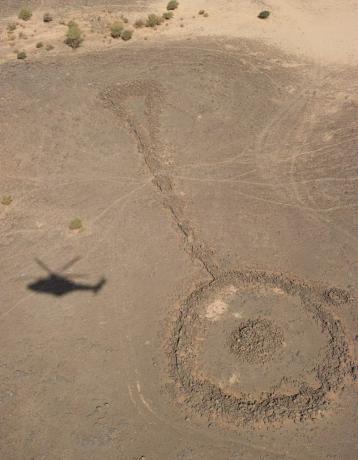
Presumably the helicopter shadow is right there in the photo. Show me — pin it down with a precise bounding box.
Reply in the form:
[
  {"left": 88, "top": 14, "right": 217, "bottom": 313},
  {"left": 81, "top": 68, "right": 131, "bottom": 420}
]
[{"left": 27, "top": 257, "right": 106, "bottom": 297}]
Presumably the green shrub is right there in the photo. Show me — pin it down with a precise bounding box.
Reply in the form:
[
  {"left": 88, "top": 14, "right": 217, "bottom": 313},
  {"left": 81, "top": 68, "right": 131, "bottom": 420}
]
[
  {"left": 162, "top": 11, "right": 173, "bottom": 20},
  {"left": 110, "top": 21, "right": 124, "bottom": 38},
  {"left": 69, "top": 217, "right": 82, "bottom": 230},
  {"left": 17, "top": 51, "right": 27, "bottom": 59},
  {"left": 134, "top": 18, "right": 145, "bottom": 28},
  {"left": 65, "top": 21, "right": 83, "bottom": 48},
  {"left": 43, "top": 13, "right": 53, "bottom": 23},
  {"left": 258, "top": 10, "right": 270, "bottom": 19},
  {"left": 121, "top": 29, "right": 133, "bottom": 41},
  {"left": 167, "top": 1, "right": 179, "bottom": 11},
  {"left": 146, "top": 14, "right": 163, "bottom": 28},
  {"left": 7, "top": 22, "right": 17, "bottom": 32},
  {"left": 36, "top": 41, "right": 43, "bottom": 48},
  {"left": 1, "top": 195, "right": 13, "bottom": 205},
  {"left": 18, "top": 8, "right": 32, "bottom": 21}
]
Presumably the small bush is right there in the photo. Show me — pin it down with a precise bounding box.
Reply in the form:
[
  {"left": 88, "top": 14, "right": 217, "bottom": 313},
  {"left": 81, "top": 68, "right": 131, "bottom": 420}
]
[
  {"left": 7, "top": 22, "right": 17, "bottom": 32},
  {"left": 19, "top": 31, "right": 27, "bottom": 39},
  {"left": 69, "top": 218, "right": 82, "bottom": 230},
  {"left": 203, "top": 12, "right": 209, "bottom": 17},
  {"left": 163, "top": 11, "right": 173, "bottom": 20},
  {"left": 110, "top": 21, "right": 124, "bottom": 38},
  {"left": 146, "top": 14, "right": 163, "bottom": 28},
  {"left": 36, "top": 41, "right": 43, "bottom": 48},
  {"left": 43, "top": 13, "right": 53, "bottom": 23},
  {"left": 198, "top": 10, "right": 205, "bottom": 15},
  {"left": 167, "top": 1, "right": 179, "bottom": 11},
  {"left": 18, "top": 8, "right": 32, "bottom": 21},
  {"left": 258, "top": 10, "right": 270, "bottom": 19},
  {"left": 134, "top": 18, "right": 145, "bottom": 28},
  {"left": 46, "top": 44, "right": 54, "bottom": 51},
  {"left": 17, "top": 51, "right": 27, "bottom": 59},
  {"left": 1, "top": 195, "right": 13, "bottom": 206},
  {"left": 121, "top": 29, "right": 133, "bottom": 41},
  {"left": 65, "top": 21, "right": 83, "bottom": 48}
]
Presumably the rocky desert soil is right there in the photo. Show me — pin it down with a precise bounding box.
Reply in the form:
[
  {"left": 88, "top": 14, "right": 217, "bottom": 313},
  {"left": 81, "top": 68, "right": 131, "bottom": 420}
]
[{"left": 0, "top": 1, "right": 357, "bottom": 459}]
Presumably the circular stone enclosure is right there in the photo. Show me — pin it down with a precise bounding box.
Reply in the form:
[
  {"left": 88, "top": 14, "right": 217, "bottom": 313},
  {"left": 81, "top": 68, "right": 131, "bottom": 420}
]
[{"left": 168, "top": 270, "right": 351, "bottom": 426}]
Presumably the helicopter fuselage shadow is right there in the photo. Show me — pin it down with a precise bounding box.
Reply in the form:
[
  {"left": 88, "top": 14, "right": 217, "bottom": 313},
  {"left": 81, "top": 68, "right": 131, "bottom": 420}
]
[
  {"left": 28, "top": 275, "right": 106, "bottom": 297},
  {"left": 27, "top": 258, "right": 106, "bottom": 297}
]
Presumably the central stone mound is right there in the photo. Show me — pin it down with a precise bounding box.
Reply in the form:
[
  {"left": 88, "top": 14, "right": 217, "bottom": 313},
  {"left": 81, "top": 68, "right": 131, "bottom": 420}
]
[{"left": 229, "top": 318, "right": 284, "bottom": 364}]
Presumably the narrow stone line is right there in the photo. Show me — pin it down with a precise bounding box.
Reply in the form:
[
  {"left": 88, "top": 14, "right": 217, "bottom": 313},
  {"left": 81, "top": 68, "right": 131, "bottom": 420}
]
[{"left": 101, "top": 81, "right": 220, "bottom": 280}]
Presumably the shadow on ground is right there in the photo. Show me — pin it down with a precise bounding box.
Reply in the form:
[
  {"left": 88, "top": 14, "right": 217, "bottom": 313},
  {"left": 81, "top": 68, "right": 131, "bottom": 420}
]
[{"left": 27, "top": 257, "right": 106, "bottom": 297}]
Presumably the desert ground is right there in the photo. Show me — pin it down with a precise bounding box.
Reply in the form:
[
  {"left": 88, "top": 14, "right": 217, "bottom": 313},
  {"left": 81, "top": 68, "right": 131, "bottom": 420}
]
[{"left": 0, "top": 1, "right": 357, "bottom": 459}]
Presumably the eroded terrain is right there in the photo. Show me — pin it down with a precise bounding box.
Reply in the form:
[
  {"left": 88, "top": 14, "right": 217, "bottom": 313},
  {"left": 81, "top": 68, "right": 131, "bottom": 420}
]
[{"left": 1, "top": 1, "right": 357, "bottom": 459}]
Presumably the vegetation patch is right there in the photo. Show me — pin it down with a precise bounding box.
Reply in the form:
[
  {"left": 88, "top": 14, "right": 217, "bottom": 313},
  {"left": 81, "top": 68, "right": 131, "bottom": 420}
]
[
  {"left": 121, "top": 29, "right": 133, "bottom": 41},
  {"left": 258, "top": 10, "right": 270, "bottom": 19},
  {"left": 110, "top": 21, "right": 124, "bottom": 38},
  {"left": 43, "top": 13, "right": 53, "bottom": 23},
  {"left": 163, "top": 11, "right": 173, "bottom": 20},
  {"left": 7, "top": 23, "right": 17, "bottom": 32},
  {"left": 18, "top": 8, "right": 32, "bottom": 21},
  {"left": 17, "top": 51, "right": 27, "bottom": 60},
  {"left": 65, "top": 21, "right": 83, "bottom": 48},
  {"left": 134, "top": 18, "right": 145, "bottom": 28},
  {"left": 146, "top": 14, "right": 163, "bottom": 28},
  {"left": 167, "top": 1, "right": 179, "bottom": 11},
  {"left": 69, "top": 218, "right": 83, "bottom": 231},
  {"left": 1, "top": 195, "right": 13, "bottom": 206},
  {"left": 36, "top": 41, "right": 43, "bottom": 48}
]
